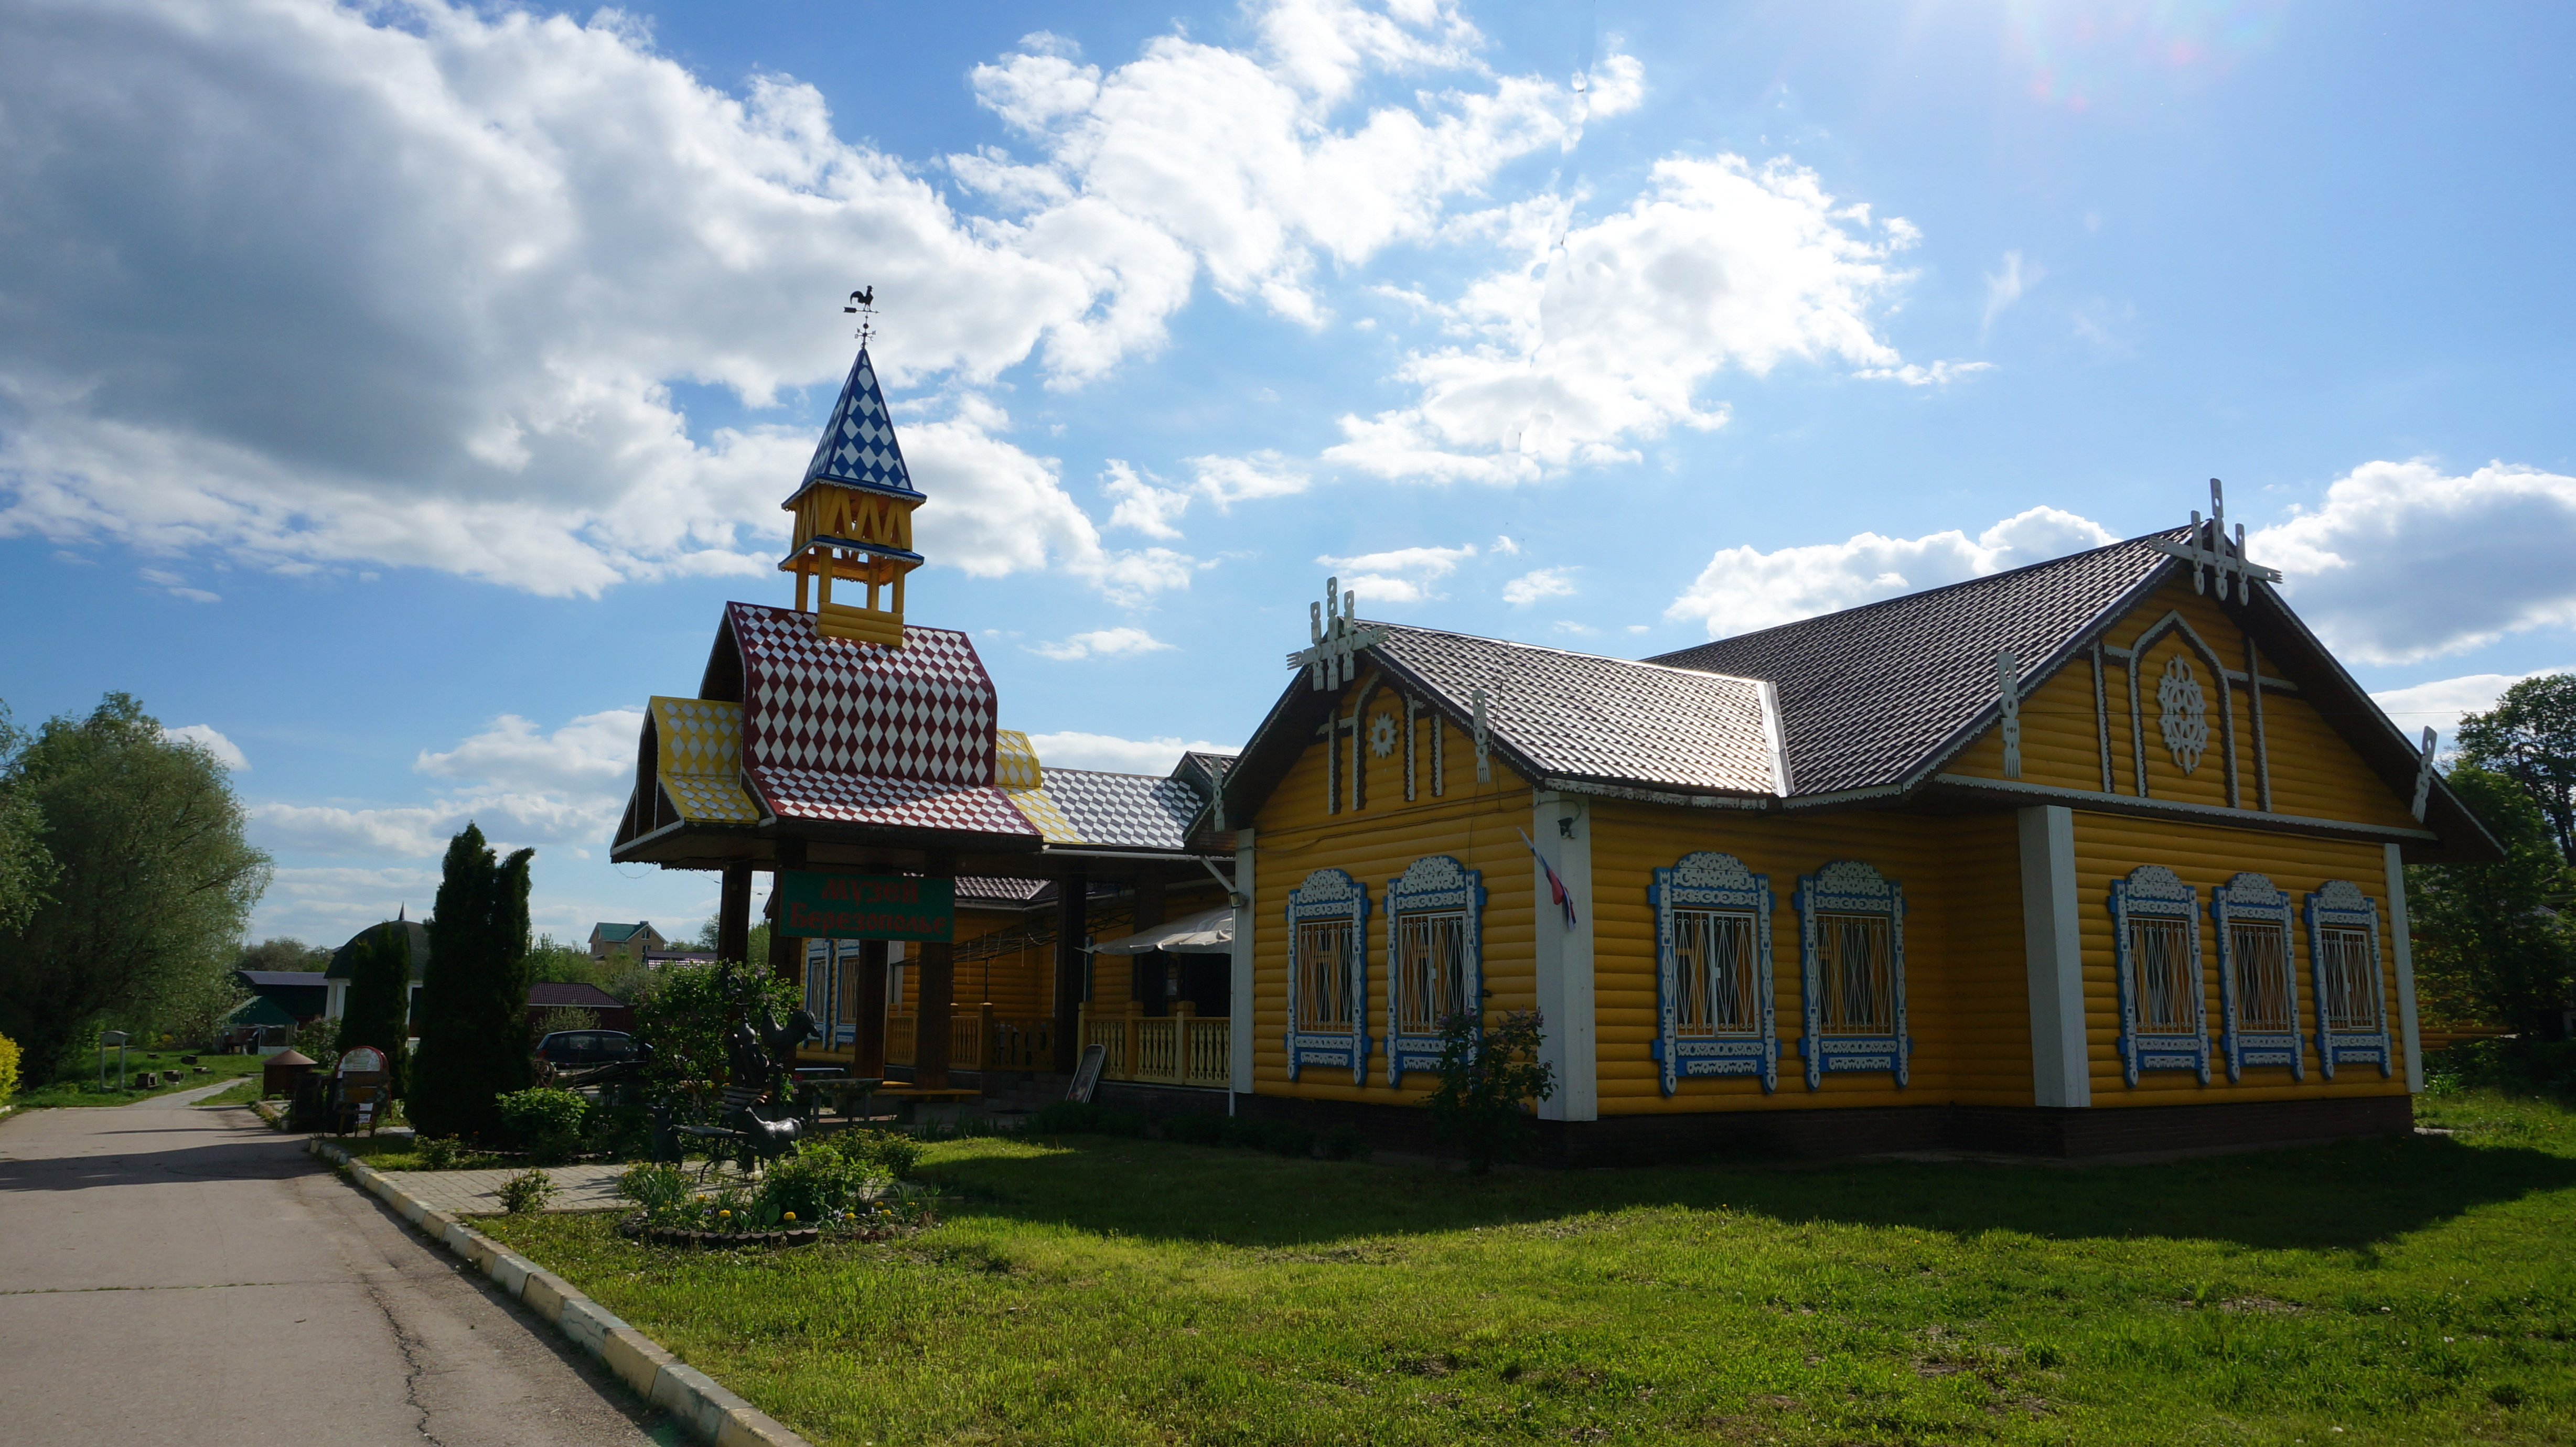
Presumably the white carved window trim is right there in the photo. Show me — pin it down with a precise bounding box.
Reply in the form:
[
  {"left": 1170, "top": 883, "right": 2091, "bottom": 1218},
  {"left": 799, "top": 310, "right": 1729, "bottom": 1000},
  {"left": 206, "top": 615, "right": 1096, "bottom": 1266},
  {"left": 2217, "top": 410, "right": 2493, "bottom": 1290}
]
[
  {"left": 1285, "top": 868, "right": 1370, "bottom": 1085},
  {"left": 2305, "top": 880, "right": 2392, "bottom": 1080},
  {"left": 1651, "top": 851, "right": 1777, "bottom": 1094},
  {"left": 1382, "top": 855, "right": 1484, "bottom": 1085},
  {"left": 2108, "top": 865, "right": 2209, "bottom": 1086},
  {"left": 2212, "top": 871, "right": 2303, "bottom": 1082},
  {"left": 1793, "top": 860, "right": 1909, "bottom": 1090}
]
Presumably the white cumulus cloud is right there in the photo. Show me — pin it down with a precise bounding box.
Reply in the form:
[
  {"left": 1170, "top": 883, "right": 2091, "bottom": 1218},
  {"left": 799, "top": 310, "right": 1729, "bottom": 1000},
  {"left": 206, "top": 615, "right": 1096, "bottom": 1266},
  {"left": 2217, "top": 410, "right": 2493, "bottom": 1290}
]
[
  {"left": 1501, "top": 566, "right": 1577, "bottom": 605},
  {"left": 1023, "top": 730, "right": 1237, "bottom": 774},
  {"left": 2369, "top": 669, "right": 2575, "bottom": 744},
  {"left": 1031, "top": 627, "right": 1177, "bottom": 661},
  {"left": 2251, "top": 460, "right": 2576, "bottom": 664},
  {"left": 1326, "top": 154, "right": 1924, "bottom": 483},
  {"left": 163, "top": 723, "right": 248, "bottom": 770},
  {"left": 1317, "top": 542, "right": 1477, "bottom": 604},
  {"left": 1667, "top": 505, "right": 2116, "bottom": 638}
]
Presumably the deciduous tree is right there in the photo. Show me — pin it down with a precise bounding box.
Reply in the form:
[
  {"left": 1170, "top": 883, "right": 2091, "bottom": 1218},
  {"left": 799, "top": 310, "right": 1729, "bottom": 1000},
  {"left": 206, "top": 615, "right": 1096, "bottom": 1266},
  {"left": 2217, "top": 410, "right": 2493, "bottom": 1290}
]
[
  {"left": 2410, "top": 765, "right": 2576, "bottom": 1038},
  {"left": 0, "top": 694, "right": 267, "bottom": 1074},
  {"left": 2456, "top": 672, "right": 2576, "bottom": 861}
]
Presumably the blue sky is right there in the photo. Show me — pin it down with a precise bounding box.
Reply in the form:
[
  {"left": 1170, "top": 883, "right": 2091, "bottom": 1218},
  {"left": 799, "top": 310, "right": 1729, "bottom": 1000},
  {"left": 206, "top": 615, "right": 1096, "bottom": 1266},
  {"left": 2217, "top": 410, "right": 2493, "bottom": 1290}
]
[{"left": 4, "top": 0, "right": 2572, "bottom": 949}]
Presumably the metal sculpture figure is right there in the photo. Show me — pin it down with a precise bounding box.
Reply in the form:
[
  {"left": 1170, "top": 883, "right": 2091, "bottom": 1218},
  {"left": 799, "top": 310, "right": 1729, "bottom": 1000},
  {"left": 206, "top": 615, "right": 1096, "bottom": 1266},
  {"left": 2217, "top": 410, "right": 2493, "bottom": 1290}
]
[{"left": 654, "top": 974, "right": 820, "bottom": 1173}]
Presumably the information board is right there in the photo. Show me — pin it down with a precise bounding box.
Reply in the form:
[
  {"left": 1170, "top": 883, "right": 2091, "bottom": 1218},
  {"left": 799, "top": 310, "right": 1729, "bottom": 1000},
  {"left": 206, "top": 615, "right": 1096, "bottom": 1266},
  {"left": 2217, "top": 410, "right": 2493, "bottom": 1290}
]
[{"left": 776, "top": 871, "right": 955, "bottom": 942}]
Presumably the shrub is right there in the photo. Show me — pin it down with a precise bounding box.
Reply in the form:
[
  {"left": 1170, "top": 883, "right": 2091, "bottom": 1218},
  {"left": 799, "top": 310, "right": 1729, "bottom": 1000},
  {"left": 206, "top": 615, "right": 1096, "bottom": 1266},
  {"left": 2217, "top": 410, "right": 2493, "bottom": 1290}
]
[
  {"left": 0, "top": 1030, "right": 19, "bottom": 1104},
  {"left": 496, "top": 1087, "right": 589, "bottom": 1162},
  {"left": 1423, "top": 997, "right": 1557, "bottom": 1174},
  {"left": 497, "top": 1168, "right": 556, "bottom": 1213},
  {"left": 1028, "top": 1101, "right": 1149, "bottom": 1137},
  {"left": 1159, "top": 1112, "right": 1228, "bottom": 1147},
  {"left": 831, "top": 1128, "right": 925, "bottom": 1181},
  {"left": 1323, "top": 1122, "right": 1371, "bottom": 1161},
  {"left": 616, "top": 1162, "right": 694, "bottom": 1224},
  {"left": 415, "top": 1135, "right": 463, "bottom": 1170},
  {"left": 756, "top": 1139, "right": 873, "bottom": 1223},
  {"left": 2425, "top": 1037, "right": 2576, "bottom": 1095}
]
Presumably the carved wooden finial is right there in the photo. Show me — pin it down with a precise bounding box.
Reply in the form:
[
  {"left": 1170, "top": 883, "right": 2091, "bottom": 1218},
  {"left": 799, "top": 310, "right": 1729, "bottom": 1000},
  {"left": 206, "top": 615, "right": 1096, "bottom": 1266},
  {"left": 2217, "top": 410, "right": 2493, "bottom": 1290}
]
[
  {"left": 1287, "top": 575, "right": 1388, "bottom": 690},
  {"left": 2148, "top": 477, "right": 2281, "bottom": 601}
]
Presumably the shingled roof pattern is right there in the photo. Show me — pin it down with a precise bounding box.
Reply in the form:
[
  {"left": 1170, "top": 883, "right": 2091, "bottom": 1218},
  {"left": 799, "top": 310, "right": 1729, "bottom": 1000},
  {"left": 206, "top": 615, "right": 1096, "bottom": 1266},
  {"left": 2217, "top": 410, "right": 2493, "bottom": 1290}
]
[
  {"left": 1647, "top": 532, "right": 2181, "bottom": 795},
  {"left": 1038, "top": 767, "right": 1207, "bottom": 850},
  {"left": 1367, "top": 624, "right": 1781, "bottom": 797}
]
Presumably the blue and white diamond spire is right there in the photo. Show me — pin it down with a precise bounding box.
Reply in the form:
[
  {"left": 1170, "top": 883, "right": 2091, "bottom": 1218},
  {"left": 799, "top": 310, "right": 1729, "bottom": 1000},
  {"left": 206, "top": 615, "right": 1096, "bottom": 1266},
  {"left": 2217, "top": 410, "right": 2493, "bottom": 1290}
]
[{"left": 792, "top": 347, "right": 920, "bottom": 502}]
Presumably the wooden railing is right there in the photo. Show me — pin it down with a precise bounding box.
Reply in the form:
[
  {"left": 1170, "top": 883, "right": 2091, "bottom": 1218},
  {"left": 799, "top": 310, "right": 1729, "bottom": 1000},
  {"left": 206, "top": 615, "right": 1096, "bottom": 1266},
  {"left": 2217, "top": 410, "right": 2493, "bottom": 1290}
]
[
  {"left": 878, "top": 1008, "right": 1056, "bottom": 1074},
  {"left": 1080, "top": 1003, "right": 1228, "bottom": 1089}
]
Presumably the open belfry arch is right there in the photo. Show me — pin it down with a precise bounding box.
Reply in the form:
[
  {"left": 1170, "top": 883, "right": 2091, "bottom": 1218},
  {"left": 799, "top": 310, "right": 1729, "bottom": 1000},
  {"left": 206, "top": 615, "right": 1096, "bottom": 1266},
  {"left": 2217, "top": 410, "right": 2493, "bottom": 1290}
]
[
  {"left": 1217, "top": 480, "right": 2503, "bottom": 1161},
  {"left": 611, "top": 310, "right": 1237, "bottom": 1101}
]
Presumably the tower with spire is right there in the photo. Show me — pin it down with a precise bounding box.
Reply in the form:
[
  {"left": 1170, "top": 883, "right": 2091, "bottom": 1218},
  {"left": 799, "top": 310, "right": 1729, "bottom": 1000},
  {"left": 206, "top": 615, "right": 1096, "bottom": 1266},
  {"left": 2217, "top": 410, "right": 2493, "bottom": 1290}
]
[{"left": 781, "top": 345, "right": 925, "bottom": 646}]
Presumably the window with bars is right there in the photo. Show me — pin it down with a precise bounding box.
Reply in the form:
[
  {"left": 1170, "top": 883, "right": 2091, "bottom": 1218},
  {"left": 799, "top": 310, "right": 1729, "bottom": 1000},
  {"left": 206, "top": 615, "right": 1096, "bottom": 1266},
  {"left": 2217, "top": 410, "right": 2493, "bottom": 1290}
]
[
  {"left": 2128, "top": 916, "right": 2199, "bottom": 1034},
  {"left": 1815, "top": 912, "right": 1895, "bottom": 1035},
  {"left": 1296, "top": 919, "right": 1356, "bottom": 1031},
  {"left": 2228, "top": 920, "right": 2296, "bottom": 1034},
  {"left": 2317, "top": 925, "right": 2380, "bottom": 1033},
  {"left": 1673, "top": 909, "right": 1762, "bottom": 1036},
  {"left": 1393, "top": 910, "right": 1469, "bottom": 1036}
]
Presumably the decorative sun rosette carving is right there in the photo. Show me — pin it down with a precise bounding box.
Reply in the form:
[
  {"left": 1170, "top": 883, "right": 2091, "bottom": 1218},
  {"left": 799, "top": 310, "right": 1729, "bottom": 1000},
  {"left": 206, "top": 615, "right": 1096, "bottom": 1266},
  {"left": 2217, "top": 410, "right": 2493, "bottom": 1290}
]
[
  {"left": 2158, "top": 654, "right": 2210, "bottom": 773},
  {"left": 1368, "top": 710, "right": 1398, "bottom": 759}
]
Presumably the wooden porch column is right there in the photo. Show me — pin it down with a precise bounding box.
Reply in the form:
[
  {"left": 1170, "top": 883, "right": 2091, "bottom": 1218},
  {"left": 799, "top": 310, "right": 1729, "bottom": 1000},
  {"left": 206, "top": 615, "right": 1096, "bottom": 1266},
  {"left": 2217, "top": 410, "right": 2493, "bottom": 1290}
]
[
  {"left": 915, "top": 850, "right": 957, "bottom": 1089},
  {"left": 1050, "top": 871, "right": 1089, "bottom": 1072},
  {"left": 716, "top": 861, "right": 753, "bottom": 965},
  {"left": 853, "top": 938, "right": 889, "bottom": 1077},
  {"left": 768, "top": 837, "right": 807, "bottom": 984}
]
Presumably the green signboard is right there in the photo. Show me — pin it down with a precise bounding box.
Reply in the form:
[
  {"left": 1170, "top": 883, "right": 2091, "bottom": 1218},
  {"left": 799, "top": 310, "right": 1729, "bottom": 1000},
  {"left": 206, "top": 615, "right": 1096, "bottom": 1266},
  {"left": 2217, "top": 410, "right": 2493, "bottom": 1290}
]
[{"left": 775, "top": 871, "right": 954, "bottom": 942}]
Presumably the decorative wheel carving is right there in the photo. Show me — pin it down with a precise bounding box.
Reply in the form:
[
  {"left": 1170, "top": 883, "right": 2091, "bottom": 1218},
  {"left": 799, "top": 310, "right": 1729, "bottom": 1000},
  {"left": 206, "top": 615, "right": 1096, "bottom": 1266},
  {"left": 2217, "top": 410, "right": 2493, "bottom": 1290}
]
[{"left": 1368, "top": 711, "right": 1398, "bottom": 759}]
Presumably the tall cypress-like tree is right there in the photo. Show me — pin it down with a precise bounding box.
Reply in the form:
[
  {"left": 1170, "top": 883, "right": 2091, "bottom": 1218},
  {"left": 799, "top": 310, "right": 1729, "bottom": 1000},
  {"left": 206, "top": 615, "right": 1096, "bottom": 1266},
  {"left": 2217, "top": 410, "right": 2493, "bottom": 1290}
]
[
  {"left": 407, "top": 824, "right": 535, "bottom": 1140},
  {"left": 339, "top": 921, "right": 414, "bottom": 1099}
]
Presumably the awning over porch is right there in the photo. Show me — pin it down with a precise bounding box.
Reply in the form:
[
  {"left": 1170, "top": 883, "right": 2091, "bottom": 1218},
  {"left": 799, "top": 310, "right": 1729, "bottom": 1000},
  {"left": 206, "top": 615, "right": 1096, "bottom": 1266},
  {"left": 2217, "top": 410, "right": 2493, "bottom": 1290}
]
[{"left": 1088, "top": 904, "right": 1234, "bottom": 955}]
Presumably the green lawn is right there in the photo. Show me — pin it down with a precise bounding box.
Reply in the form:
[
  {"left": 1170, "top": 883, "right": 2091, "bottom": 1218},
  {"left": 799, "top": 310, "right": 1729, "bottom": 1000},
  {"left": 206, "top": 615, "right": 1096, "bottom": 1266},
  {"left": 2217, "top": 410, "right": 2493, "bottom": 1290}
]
[
  {"left": 10, "top": 1050, "right": 263, "bottom": 1109},
  {"left": 479, "top": 1090, "right": 2576, "bottom": 1446}
]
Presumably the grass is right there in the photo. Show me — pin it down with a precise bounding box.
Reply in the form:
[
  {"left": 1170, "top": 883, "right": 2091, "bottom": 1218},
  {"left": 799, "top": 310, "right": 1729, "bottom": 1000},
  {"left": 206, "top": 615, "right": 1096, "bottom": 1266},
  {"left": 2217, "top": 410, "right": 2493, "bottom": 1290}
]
[
  {"left": 323, "top": 1130, "right": 511, "bottom": 1173},
  {"left": 477, "top": 1089, "right": 2576, "bottom": 1447},
  {"left": 10, "top": 1050, "right": 263, "bottom": 1109}
]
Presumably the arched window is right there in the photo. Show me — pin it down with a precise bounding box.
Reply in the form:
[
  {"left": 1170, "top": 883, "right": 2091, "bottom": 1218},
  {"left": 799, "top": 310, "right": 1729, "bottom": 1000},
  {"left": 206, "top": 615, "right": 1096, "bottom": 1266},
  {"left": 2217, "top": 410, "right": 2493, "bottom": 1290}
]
[
  {"left": 1650, "top": 851, "right": 1777, "bottom": 1094},
  {"left": 1383, "top": 855, "right": 1484, "bottom": 1085},
  {"left": 2305, "top": 880, "right": 2392, "bottom": 1079},
  {"left": 1285, "top": 868, "right": 1370, "bottom": 1085},
  {"left": 1794, "top": 860, "right": 1909, "bottom": 1090},
  {"left": 2109, "top": 865, "right": 2209, "bottom": 1086},
  {"left": 2212, "top": 872, "right": 2303, "bottom": 1082}
]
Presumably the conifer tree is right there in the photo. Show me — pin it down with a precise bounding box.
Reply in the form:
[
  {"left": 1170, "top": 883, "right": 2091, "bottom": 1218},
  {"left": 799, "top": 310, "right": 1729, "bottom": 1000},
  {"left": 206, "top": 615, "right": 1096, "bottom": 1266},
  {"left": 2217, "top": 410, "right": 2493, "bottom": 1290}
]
[
  {"left": 407, "top": 824, "right": 535, "bottom": 1140},
  {"left": 339, "top": 921, "right": 414, "bottom": 1099}
]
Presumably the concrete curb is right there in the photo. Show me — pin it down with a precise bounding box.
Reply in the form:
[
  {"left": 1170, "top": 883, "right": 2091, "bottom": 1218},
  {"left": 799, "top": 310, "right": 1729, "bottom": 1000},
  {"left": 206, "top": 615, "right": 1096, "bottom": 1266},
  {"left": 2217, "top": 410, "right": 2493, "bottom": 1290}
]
[{"left": 308, "top": 1139, "right": 812, "bottom": 1447}]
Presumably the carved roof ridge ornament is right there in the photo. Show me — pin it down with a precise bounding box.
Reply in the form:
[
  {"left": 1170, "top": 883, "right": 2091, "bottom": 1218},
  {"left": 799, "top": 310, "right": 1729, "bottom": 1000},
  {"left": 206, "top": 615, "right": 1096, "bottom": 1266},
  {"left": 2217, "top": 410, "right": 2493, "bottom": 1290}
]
[
  {"left": 2410, "top": 726, "right": 2439, "bottom": 820},
  {"left": 1994, "top": 649, "right": 2022, "bottom": 779},
  {"left": 2143, "top": 478, "right": 2283, "bottom": 601},
  {"left": 1286, "top": 575, "right": 1391, "bottom": 689}
]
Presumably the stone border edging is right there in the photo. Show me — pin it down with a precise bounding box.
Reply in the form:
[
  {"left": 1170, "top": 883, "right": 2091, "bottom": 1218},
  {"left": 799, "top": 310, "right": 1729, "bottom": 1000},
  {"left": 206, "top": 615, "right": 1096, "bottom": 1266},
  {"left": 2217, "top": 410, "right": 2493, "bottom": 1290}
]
[{"left": 307, "top": 1139, "right": 811, "bottom": 1447}]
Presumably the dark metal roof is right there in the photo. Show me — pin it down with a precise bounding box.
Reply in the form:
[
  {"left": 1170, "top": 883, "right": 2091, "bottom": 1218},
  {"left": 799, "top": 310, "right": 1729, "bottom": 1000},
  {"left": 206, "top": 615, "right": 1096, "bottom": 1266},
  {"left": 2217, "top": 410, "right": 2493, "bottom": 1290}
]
[
  {"left": 233, "top": 970, "right": 329, "bottom": 989},
  {"left": 325, "top": 920, "right": 431, "bottom": 981},
  {"left": 528, "top": 982, "right": 626, "bottom": 1010},
  {"left": 1647, "top": 532, "right": 2181, "bottom": 795}
]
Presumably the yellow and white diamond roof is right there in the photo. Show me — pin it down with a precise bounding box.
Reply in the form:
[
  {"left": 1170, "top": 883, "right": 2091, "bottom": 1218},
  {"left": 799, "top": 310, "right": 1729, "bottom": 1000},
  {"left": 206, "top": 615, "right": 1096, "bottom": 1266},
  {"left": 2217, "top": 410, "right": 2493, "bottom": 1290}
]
[{"left": 650, "top": 696, "right": 760, "bottom": 824}]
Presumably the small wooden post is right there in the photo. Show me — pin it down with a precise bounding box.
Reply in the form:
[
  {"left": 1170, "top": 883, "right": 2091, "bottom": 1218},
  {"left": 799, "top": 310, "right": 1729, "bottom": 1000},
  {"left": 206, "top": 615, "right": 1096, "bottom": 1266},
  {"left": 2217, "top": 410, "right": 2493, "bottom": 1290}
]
[
  {"left": 1050, "top": 871, "right": 1088, "bottom": 1073},
  {"left": 1174, "top": 1000, "right": 1196, "bottom": 1087},
  {"left": 1124, "top": 998, "right": 1142, "bottom": 1080},
  {"left": 716, "top": 862, "right": 753, "bottom": 966},
  {"left": 853, "top": 938, "right": 889, "bottom": 1078},
  {"left": 915, "top": 850, "right": 957, "bottom": 1090}
]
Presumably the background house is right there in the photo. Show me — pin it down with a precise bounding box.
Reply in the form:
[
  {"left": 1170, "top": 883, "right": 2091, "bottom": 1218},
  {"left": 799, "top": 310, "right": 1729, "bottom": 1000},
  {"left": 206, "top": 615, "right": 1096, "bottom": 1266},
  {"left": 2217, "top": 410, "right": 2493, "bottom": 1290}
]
[
  {"left": 232, "top": 968, "right": 328, "bottom": 1025},
  {"left": 588, "top": 921, "right": 668, "bottom": 967},
  {"left": 323, "top": 918, "right": 430, "bottom": 1028},
  {"left": 527, "top": 980, "right": 633, "bottom": 1034}
]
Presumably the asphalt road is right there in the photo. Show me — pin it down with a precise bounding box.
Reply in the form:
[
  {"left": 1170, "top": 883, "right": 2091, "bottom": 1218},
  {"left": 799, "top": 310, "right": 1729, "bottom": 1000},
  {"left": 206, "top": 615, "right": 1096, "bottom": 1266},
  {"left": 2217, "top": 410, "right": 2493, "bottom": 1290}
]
[{"left": 0, "top": 1082, "right": 674, "bottom": 1447}]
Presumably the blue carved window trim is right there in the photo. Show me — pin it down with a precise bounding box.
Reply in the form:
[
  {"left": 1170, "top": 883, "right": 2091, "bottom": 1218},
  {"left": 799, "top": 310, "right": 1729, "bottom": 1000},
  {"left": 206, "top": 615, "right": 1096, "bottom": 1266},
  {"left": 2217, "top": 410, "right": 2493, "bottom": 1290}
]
[
  {"left": 1649, "top": 851, "right": 1777, "bottom": 1094},
  {"left": 2108, "top": 865, "right": 2210, "bottom": 1086},
  {"left": 1382, "top": 855, "right": 1484, "bottom": 1085},
  {"left": 2305, "top": 879, "right": 2392, "bottom": 1079},
  {"left": 2212, "top": 871, "right": 2304, "bottom": 1082},
  {"left": 1794, "top": 860, "right": 1909, "bottom": 1090},
  {"left": 1284, "top": 867, "right": 1370, "bottom": 1085}
]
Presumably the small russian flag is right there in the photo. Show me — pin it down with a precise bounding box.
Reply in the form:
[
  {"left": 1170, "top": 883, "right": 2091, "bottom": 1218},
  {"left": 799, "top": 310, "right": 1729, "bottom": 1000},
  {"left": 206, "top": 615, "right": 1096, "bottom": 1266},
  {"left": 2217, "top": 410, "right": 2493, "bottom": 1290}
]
[{"left": 1517, "top": 828, "right": 1579, "bottom": 927}]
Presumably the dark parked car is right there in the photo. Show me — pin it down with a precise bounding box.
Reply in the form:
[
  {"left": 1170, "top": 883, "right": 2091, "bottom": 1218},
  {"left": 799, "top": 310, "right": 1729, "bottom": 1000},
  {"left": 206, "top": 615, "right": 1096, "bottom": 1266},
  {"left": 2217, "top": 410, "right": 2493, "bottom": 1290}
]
[{"left": 533, "top": 1030, "right": 640, "bottom": 1068}]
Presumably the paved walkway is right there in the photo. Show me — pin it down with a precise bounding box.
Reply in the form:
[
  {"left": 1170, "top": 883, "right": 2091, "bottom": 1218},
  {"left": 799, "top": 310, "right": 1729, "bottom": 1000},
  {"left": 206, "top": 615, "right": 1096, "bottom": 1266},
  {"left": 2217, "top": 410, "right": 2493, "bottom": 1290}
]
[
  {"left": 382, "top": 1162, "right": 635, "bottom": 1216},
  {"left": 0, "top": 1081, "right": 673, "bottom": 1446}
]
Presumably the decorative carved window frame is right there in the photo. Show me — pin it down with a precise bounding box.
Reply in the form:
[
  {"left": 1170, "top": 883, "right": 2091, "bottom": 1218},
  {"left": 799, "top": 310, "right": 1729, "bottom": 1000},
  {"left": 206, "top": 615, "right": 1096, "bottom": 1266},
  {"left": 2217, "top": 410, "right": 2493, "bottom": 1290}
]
[
  {"left": 1284, "top": 867, "right": 1370, "bottom": 1084},
  {"left": 1793, "top": 860, "right": 1909, "bottom": 1090},
  {"left": 2107, "top": 865, "right": 2210, "bottom": 1086},
  {"left": 1649, "top": 851, "right": 1777, "bottom": 1094},
  {"left": 1382, "top": 855, "right": 1485, "bottom": 1085},
  {"left": 2212, "top": 871, "right": 2304, "bottom": 1082},
  {"left": 2304, "top": 879, "right": 2392, "bottom": 1080}
]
